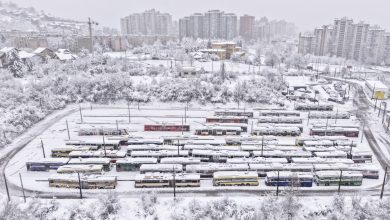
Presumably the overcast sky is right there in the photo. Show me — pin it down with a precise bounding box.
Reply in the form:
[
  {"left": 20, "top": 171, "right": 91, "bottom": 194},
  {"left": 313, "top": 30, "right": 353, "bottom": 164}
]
[{"left": 9, "top": 0, "right": 390, "bottom": 32}]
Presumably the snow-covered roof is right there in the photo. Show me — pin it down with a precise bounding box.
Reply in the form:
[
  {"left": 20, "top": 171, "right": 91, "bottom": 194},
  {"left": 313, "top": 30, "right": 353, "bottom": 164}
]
[
  {"left": 266, "top": 171, "right": 313, "bottom": 179},
  {"left": 160, "top": 157, "right": 201, "bottom": 164},
  {"left": 139, "top": 163, "right": 183, "bottom": 171},
  {"left": 213, "top": 171, "right": 258, "bottom": 178},
  {"left": 33, "top": 47, "right": 51, "bottom": 54},
  {"left": 0, "top": 47, "right": 16, "bottom": 53},
  {"left": 365, "top": 80, "right": 388, "bottom": 90},
  {"left": 18, "top": 50, "right": 36, "bottom": 59},
  {"left": 135, "top": 173, "right": 200, "bottom": 181},
  {"left": 116, "top": 157, "right": 158, "bottom": 164},
  {"left": 315, "top": 170, "right": 363, "bottom": 178}
]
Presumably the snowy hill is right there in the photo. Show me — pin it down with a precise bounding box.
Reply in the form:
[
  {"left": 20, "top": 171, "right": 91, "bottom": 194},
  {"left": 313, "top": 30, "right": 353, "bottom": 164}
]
[{"left": 0, "top": 1, "right": 89, "bottom": 35}]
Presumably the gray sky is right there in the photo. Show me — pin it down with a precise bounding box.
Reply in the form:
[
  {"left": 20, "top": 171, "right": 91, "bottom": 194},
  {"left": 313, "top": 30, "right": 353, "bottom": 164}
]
[{"left": 9, "top": 0, "right": 390, "bottom": 31}]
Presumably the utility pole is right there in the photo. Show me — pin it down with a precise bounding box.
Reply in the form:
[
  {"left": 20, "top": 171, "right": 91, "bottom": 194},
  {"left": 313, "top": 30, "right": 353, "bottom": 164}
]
[
  {"left": 361, "top": 122, "right": 365, "bottom": 143},
  {"left": 77, "top": 172, "right": 83, "bottom": 199},
  {"left": 261, "top": 135, "right": 264, "bottom": 157},
  {"left": 40, "top": 139, "right": 46, "bottom": 158},
  {"left": 127, "top": 102, "right": 131, "bottom": 123},
  {"left": 66, "top": 120, "right": 70, "bottom": 140},
  {"left": 79, "top": 105, "right": 83, "bottom": 123},
  {"left": 181, "top": 116, "right": 184, "bottom": 135},
  {"left": 325, "top": 118, "right": 329, "bottom": 136},
  {"left": 4, "top": 174, "right": 10, "bottom": 201},
  {"left": 87, "top": 17, "right": 98, "bottom": 54},
  {"left": 173, "top": 166, "right": 176, "bottom": 199},
  {"left": 380, "top": 166, "right": 387, "bottom": 199},
  {"left": 116, "top": 120, "right": 119, "bottom": 135},
  {"left": 338, "top": 170, "right": 343, "bottom": 194},
  {"left": 276, "top": 171, "right": 280, "bottom": 197},
  {"left": 102, "top": 130, "right": 107, "bottom": 157},
  {"left": 307, "top": 111, "right": 310, "bottom": 126},
  {"left": 19, "top": 173, "right": 26, "bottom": 203}
]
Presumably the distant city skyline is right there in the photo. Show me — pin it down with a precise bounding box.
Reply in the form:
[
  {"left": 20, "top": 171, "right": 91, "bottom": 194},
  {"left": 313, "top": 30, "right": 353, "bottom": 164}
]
[{"left": 8, "top": 0, "right": 390, "bottom": 32}]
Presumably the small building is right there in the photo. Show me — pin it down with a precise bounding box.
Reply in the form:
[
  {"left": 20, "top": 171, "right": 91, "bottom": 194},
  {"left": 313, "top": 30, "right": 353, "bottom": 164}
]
[
  {"left": 178, "top": 66, "right": 201, "bottom": 77},
  {"left": 288, "top": 81, "right": 308, "bottom": 91},
  {"left": 211, "top": 42, "right": 240, "bottom": 59},
  {"left": 33, "top": 47, "right": 55, "bottom": 59},
  {"left": 199, "top": 49, "right": 226, "bottom": 60},
  {"left": 54, "top": 49, "right": 77, "bottom": 61},
  {"left": 0, "top": 47, "right": 19, "bottom": 67},
  {"left": 365, "top": 80, "right": 388, "bottom": 100}
]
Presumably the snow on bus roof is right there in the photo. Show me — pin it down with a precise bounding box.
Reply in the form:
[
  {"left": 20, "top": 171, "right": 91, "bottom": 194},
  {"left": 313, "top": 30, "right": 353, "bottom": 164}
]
[
  {"left": 314, "top": 151, "right": 347, "bottom": 156},
  {"left": 184, "top": 144, "right": 241, "bottom": 151},
  {"left": 346, "top": 164, "right": 379, "bottom": 171},
  {"left": 303, "top": 140, "right": 334, "bottom": 146},
  {"left": 249, "top": 163, "right": 283, "bottom": 169},
  {"left": 351, "top": 149, "right": 372, "bottom": 156},
  {"left": 366, "top": 80, "right": 388, "bottom": 90},
  {"left": 227, "top": 157, "right": 289, "bottom": 164},
  {"left": 184, "top": 139, "right": 226, "bottom": 145},
  {"left": 57, "top": 164, "right": 103, "bottom": 170},
  {"left": 68, "top": 158, "right": 111, "bottom": 164},
  {"left": 191, "top": 149, "right": 249, "bottom": 157},
  {"left": 49, "top": 174, "right": 116, "bottom": 181},
  {"left": 196, "top": 125, "right": 242, "bottom": 130},
  {"left": 135, "top": 172, "right": 200, "bottom": 181},
  {"left": 303, "top": 146, "right": 337, "bottom": 152},
  {"left": 127, "top": 145, "right": 178, "bottom": 150},
  {"left": 130, "top": 150, "right": 189, "bottom": 156},
  {"left": 66, "top": 139, "right": 120, "bottom": 145},
  {"left": 213, "top": 171, "right": 258, "bottom": 178},
  {"left": 266, "top": 171, "right": 313, "bottom": 179},
  {"left": 186, "top": 163, "right": 248, "bottom": 171},
  {"left": 313, "top": 163, "right": 349, "bottom": 170},
  {"left": 116, "top": 157, "right": 158, "bottom": 164},
  {"left": 140, "top": 164, "right": 183, "bottom": 170},
  {"left": 160, "top": 157, "right": 201, "bottom": 164},
  {"left": 291, "top": 157, "right": 354, "bottom": 164},
  {"left": 206, "top": 123, "right": 248, "bottom": 127},
  {"left": 206, "top": 115, "right": 248, "bottom": 119},
  {"left": 215, "top": 109, "right": 253, "bottom": 113},
  {"left": 253, "top": 150, "right": 311, "bottom": 157},
  {"left": 315, "top": 170, "right": 363, "bottom": 177},
  {"left": 27, "top": 158, "right": 70, "bottom": 163}
]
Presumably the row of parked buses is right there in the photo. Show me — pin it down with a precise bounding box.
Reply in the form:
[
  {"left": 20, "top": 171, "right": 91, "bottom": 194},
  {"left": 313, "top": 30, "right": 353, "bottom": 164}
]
[
  {"left": 309, "top": 111, "right": 350, "bottom": 119},
  {"left": 133, "top": 170, "right": 364, "bottom": 188},
  {"left": 295, "top": 103, "right": 334, "bottom": 111}
]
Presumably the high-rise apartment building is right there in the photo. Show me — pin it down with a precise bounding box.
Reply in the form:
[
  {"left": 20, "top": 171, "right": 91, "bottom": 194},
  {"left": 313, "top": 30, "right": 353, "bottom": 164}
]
[
  {"left": 239, "top": 15, "right": 255, "bottom": 40},
  {"left": 299, "top": 17, "right": 390, "bottom": 64},
  {"left": 120, "top": 9, "right": 172, "bottom": 36}
]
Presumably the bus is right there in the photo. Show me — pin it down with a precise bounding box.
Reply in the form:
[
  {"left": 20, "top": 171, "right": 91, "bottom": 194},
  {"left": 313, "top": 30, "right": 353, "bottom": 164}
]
[
  {"left": 134, "top": 173, "right": 201, "bottom": 188},
  {"left": 26, "top": 158, "right": 70, "bottom": 171},
  {"left": 195, "top": 126, "right": 242, "bottom": 136},
  {"left": 214, "top": 110, "right": 254, "bottom": 118},
  {"left": 206, "top": 116, "right": 248, "bottom": 124},
  {"left": 139, "top": 164, "right": 183, "bottom": 174},
  {"left": 57, "top": 164, "right": 103, "bottom": 174},
  {"left": 265, "top": 171, "right": 313, "bottom": 187},
  {"left": 313, "top": 151, "right": 347, "bottom": 159},
  {"left": 227, "top": 157, "right": 288, "bottom": 164},
  {"left": 295, "top": 103, "right": 333, "bottom": 111},
  {"left": 126, "top": 145, "right": 180, "bottom": 155},
  {"left": 160, "top": 157, "right": 201, "bottom": 166},
  {"left": 225, "top": 136, "right": 278, "bottom": 146},
  {"left": 67, "top": 158, "right": 112, "bottom": 171},
  {"left": 127, "top": 138, "right": 164, "bottom": 145},
  {"left": 66, "top": 139, "right": 121, "bottom": 150},
  {"left": 116, "top": 158, "right": 158, "bottom": 172},
  {"left": 213, "top": 171, "right": 259, "bottom": 186},
  {"left": 48, "top": 174, "right": 117, "bottom": 189},
  {"left": 309, "top": 127, "right": 359, "bottom": 138},
  {"left": 252, "top": 127, "right": 301, "bottom": 136},
  {"left": 346, "top": 164, "right": 379, "bottom": 179},
  {"left": 349, "top": 150, "right": 373, "bottom": 163},
  {"left": 258, "top": 110, "right": 300, "bottom": 117},
  {"left": 258, "top": 117, "right": 303, "bottom": 124},
  {"left": 144, "top": 124, "right": 190, "bottom": 132},
  {"left": 295, "top": 136, "right": 350, "bottom": 146},
  {"left": 68, "top": 150, "right": 127, "bottom": 161},
  {"left": 191, "top": 149, "right": 250, "bottom": 162},
  {"left": 206, "top": 123, "right": 248, "bottom": 132},
  {"left": 51, "top": 146, "right": 97, "bottom": 158},
  {"left": 308, "top": 111, "right": 350, "bottom": 119},
  {"left": 78, "top": 127, "right": 129, "bottom": 136},
  {"left": 314, "top": 171, "right": 363, "bottom": 186},
  {"left": 186, "top": 163, "right": 249, "bottom": 178},
  {"left": 130, "top": 150, "right": 189, "bottom": 161}
]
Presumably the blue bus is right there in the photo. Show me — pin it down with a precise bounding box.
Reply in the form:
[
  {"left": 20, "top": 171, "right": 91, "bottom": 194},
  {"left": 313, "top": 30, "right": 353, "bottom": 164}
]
[
  {"left": 265, "top": 171, "right": 313, "bottom": 187},
  {"left": 26, "top": 158, "right": 70, "bottom": 171}
]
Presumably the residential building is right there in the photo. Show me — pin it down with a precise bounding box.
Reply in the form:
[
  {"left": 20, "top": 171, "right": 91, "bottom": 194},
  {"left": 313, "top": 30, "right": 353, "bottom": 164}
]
[
  {"left": 211, "top": 41, "right": 240, "bottom": 59},
  {"left": 298, "top": 33, "right": 316, "bottom": 55},
  {"left": 120, "top": 9, "right": 172, "bottom": 36},
  {"left": 239, "top": 15, "right": 255, "bottom": 40}
]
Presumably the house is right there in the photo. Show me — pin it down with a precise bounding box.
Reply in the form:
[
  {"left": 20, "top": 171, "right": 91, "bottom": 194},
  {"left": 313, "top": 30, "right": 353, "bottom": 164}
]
[
  {"left": 33, "top": 47, "right": 55, "bottom": 59},
  {"left": 211, "top": 42, "right": 241, "bottom": 59},
  {"left": 54, "top": 49, "right": 78, "bottom": 61},
  {"left": 0, "top": 47, "right": 19, "bottom": 67},
  {"left": 178, "top": 66, "right": 201, "bottom": 77}
]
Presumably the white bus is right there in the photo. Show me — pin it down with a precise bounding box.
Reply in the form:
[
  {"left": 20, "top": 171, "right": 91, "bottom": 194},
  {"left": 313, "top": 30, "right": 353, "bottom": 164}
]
[
  {"left": 57, "top": 164, "right": 103, "bottom": 174},
  {"left": 139, "top": 164, "right": 183, "bottom": 174},
  {"left": 213, "top": 171, "right": 259, "bottom": 186},
  {"left": 48, "top": 174, "right": 117, "bottom": 189},
  {"left": 134, "top": 173, "right": 201, "bottom": 188}
]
